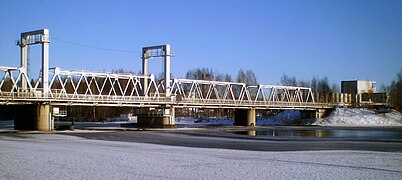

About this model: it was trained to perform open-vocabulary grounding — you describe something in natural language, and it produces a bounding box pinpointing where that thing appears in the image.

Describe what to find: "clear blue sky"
[0,0,401,88]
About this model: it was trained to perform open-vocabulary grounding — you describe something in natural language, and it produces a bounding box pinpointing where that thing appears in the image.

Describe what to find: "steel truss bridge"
[0,67,324,110]
[1,29,348,130]
[0,29,334,110]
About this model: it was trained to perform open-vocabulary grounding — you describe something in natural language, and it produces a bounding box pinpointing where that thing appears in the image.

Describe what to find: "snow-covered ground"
[316,108,402,126]
[0,133,401,179]
[258,110,301,125]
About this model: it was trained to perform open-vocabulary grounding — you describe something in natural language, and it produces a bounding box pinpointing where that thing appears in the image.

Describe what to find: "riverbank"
[315,108,402,126]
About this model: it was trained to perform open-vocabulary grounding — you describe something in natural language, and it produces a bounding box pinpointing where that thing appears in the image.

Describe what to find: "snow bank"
[258,110,301,125]
[0,134,401,179]
[316,108,402,126]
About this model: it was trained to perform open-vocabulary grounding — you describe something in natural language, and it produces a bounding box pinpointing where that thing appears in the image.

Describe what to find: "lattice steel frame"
[47,67,161,101]
[0,66,320,108]
[170,78,247,105]
[0,66,32,95]
[250,84,315,103]
[0,66,174,106]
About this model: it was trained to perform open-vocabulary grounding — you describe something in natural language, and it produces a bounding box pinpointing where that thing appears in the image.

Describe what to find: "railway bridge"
[1,29,351,130]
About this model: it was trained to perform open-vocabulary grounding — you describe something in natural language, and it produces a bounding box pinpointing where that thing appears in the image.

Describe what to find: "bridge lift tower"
[142,45,172,97]
[17,29,50,95]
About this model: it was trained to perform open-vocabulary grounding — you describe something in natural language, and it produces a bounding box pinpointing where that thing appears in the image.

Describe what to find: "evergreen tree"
[389,68,402,112]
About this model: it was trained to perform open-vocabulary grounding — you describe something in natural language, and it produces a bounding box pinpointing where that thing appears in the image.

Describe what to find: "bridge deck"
[0,91,337,109]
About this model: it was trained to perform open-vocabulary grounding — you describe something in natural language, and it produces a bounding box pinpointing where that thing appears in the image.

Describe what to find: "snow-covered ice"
[0,133,401,179]
[316,108,402,126]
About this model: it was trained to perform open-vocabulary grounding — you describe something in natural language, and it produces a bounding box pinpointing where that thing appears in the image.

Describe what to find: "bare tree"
[245,70,257,86]
[297,80,310,87]
[331,83,339,93]
[311,77,317,93]
[236,69,257,86]
[185,68,214,81]
[389,67,402,112]
[223,73,232,82]
[236,69,246,83]
[280,74,297,86]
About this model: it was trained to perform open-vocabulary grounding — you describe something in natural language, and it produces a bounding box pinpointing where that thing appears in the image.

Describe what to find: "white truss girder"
[0,66,33,95]
[47,67,161,100]
[252,84,315,104]
[0,66,172,105]
[0,66,321,108]
[169,79,315,106]
[170,78,247,105]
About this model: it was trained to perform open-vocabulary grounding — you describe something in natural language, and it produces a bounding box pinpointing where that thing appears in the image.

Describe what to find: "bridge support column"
[36,104,52,131]
[316,109,326,119]
[14,104,53,131]
[137,107,175,127]
[234,108,256,126]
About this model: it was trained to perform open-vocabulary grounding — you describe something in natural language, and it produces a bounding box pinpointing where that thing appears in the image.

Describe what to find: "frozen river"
[0,131,401,179]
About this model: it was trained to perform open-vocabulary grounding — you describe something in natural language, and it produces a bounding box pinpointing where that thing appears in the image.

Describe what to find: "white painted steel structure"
[0,65,322,109]
[169,79,318,109]
[142,45,172,97]
[0,29,331,109]
[16,29,50,96]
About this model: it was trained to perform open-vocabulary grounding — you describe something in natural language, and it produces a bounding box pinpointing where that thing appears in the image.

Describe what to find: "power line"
[52,37,140,54]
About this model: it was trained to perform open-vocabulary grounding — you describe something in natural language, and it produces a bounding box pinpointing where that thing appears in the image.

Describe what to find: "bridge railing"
[0,91,174,105]
[176,97,326,108]
[0,88,338,108]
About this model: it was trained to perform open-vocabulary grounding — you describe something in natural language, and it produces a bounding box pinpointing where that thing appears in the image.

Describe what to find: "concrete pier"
[234,108,256,126]
[12,104,53,131]
[316,109,326,119]
[36,104,52,131]
[136,107,175,127]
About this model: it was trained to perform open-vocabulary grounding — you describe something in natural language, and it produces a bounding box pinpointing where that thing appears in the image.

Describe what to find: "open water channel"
[233,126,402,141]
[1,119,402,151]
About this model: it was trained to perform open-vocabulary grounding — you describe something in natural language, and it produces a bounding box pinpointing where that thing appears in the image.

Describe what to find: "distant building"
[341,80,386,105]
[341,80,376,94]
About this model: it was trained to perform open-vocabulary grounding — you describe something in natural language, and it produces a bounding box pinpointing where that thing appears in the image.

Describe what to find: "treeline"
[280,74,338,94]
[279,74,339,103]
[184,68,338,93]
[65,106,132,121]
[388,68,402,112]
[185,68,257,85]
